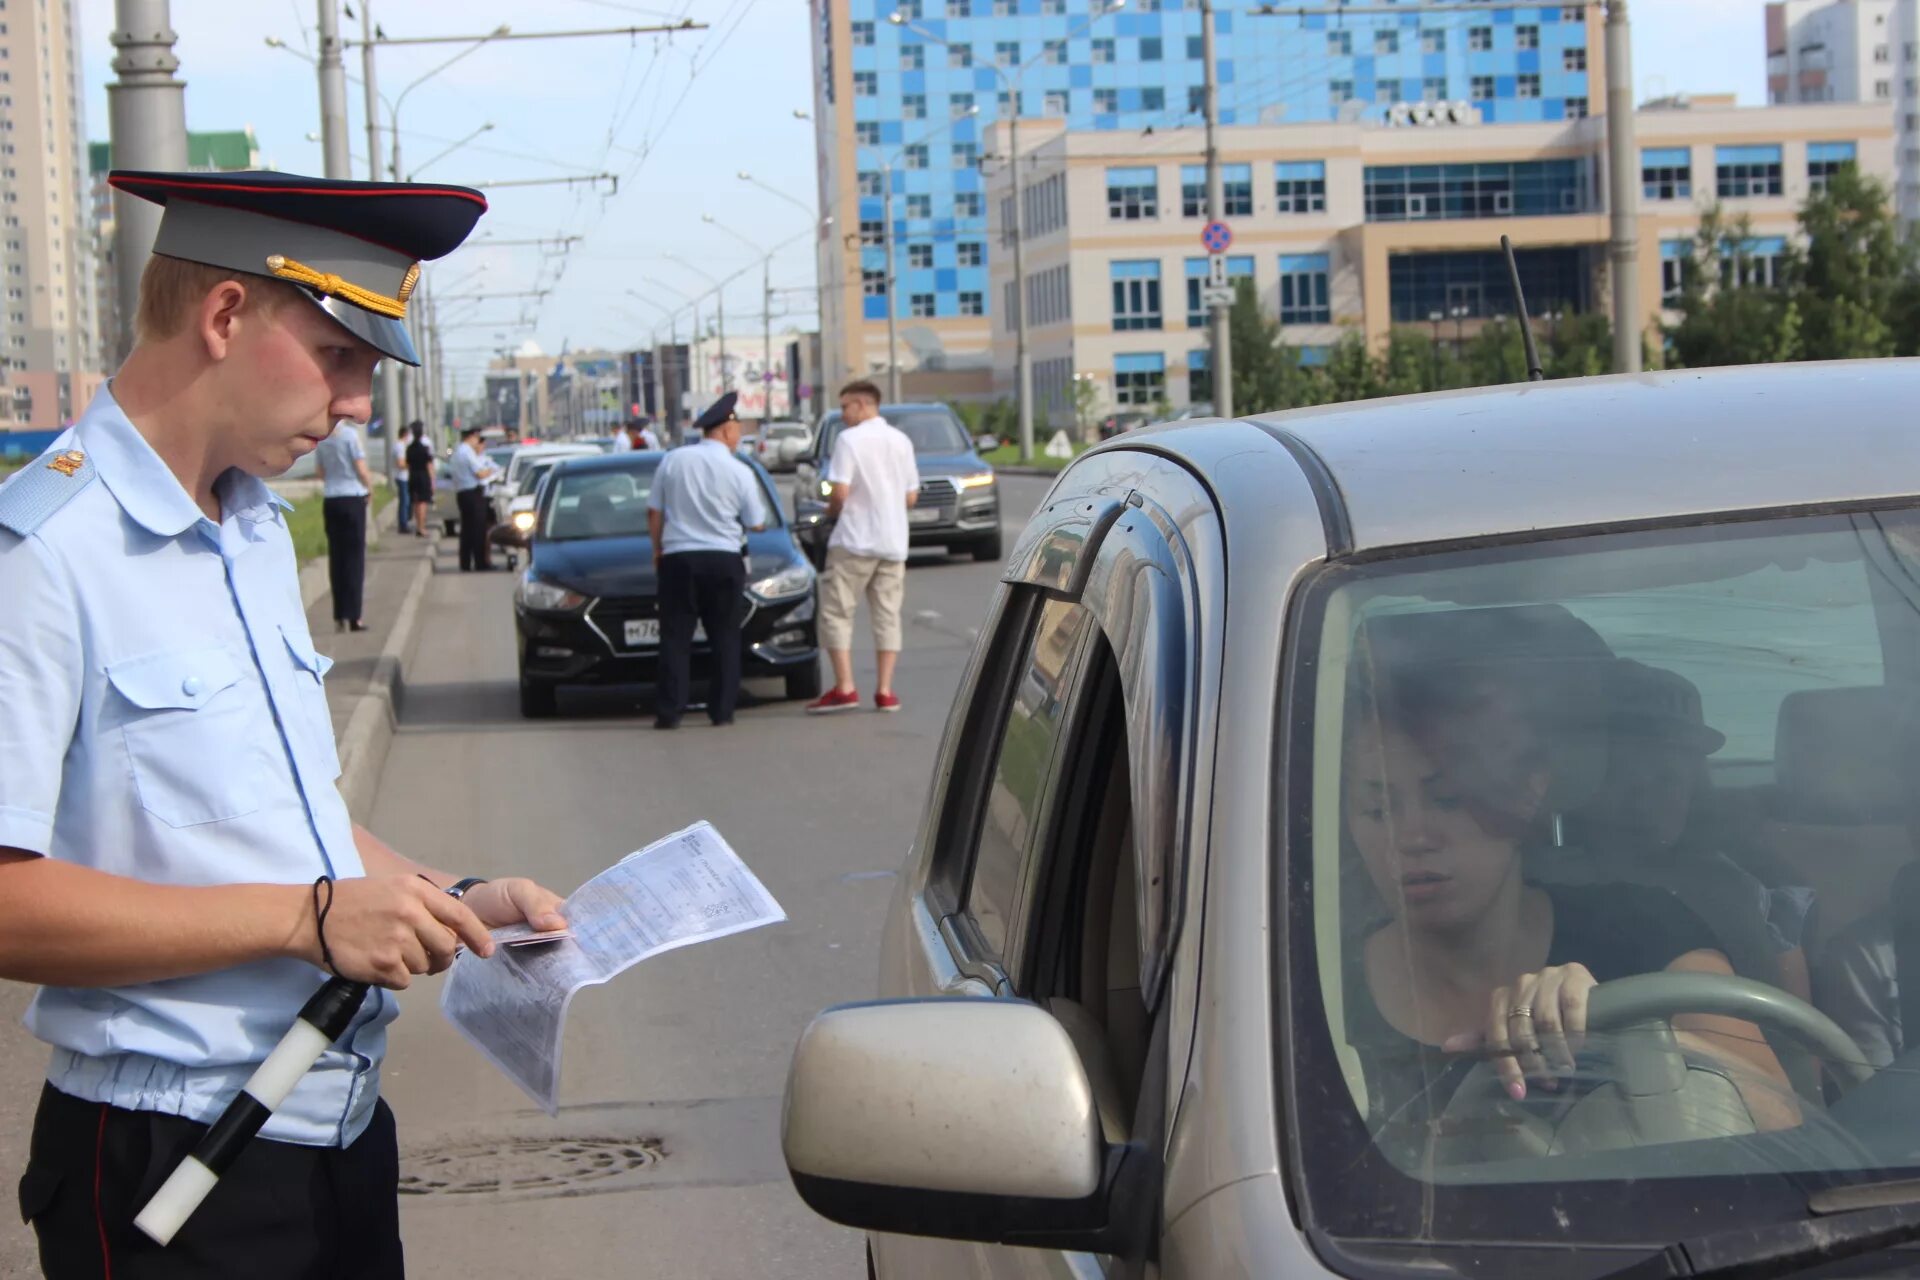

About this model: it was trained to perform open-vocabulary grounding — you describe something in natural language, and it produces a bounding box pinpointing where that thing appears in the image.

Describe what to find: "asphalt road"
[0,471,1056,1278]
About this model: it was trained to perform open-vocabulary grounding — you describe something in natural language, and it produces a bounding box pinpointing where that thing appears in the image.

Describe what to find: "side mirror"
[782,998,1154,1255]
[976,434,1000,453]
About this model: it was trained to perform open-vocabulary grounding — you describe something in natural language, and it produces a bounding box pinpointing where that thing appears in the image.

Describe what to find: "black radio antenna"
[1500,234,1545,382]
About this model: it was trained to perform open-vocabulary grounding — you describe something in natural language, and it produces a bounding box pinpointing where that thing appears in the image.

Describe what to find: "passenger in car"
[1342,664,1800,1134]
[1567,661,1815,1002]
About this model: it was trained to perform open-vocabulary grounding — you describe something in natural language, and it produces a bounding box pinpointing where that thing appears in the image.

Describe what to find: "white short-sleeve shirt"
[826,418,919,562]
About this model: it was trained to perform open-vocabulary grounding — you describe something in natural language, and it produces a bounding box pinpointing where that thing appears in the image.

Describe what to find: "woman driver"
[1341,666,1799,1133]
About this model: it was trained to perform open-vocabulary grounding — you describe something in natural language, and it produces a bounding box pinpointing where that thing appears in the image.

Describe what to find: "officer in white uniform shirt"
[0,169,566,1278]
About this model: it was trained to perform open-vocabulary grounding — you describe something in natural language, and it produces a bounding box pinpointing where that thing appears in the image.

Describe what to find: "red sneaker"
[806,687,861,715]
[875,692,902,713]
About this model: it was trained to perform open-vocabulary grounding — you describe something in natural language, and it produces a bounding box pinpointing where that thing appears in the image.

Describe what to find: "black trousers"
[19,1083,404,1280]
[321,495,368,623]
[657,550,746,724]
[455,486,492,571]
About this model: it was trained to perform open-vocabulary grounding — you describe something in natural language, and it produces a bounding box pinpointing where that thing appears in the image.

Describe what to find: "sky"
[76,0,1767,390]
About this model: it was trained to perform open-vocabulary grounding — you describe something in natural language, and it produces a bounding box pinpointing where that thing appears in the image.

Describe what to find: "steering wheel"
[1433,972,1872,1164]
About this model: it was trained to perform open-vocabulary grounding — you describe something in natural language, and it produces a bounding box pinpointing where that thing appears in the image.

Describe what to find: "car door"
[876,452,1222,1279]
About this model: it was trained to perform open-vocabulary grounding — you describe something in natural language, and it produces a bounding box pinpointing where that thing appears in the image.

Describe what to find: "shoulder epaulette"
[0,447,98,535]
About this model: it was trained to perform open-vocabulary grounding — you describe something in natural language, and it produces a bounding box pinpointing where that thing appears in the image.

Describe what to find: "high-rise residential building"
[0,0,102,430]
[809,0,1604,395]
[1893,0,1920,221]
[1767,0,1897,104]
[88,129,265,378]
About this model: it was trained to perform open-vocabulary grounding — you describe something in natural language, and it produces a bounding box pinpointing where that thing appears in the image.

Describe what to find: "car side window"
[962,597,1094,959]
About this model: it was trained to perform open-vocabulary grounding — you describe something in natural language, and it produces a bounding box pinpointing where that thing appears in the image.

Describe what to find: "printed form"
[440,821,786,1113]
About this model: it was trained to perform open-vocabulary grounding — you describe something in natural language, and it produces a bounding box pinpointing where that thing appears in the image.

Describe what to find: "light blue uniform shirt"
[0,387,393,1147]
[314,422,369,498]
[448,440,494,492]
[646,439,769,556]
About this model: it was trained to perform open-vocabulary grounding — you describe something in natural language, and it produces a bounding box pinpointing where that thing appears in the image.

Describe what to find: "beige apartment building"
[0,0,102,430]
[985,99,1894,423]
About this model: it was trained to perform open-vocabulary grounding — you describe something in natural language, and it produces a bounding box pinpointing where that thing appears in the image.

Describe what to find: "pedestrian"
[807,379,919,715]
[634,417,662,451]
[450,423,498,571]
[313,415,373,632]
[646,391,769,730]
[608,421,635,452]
[391,425,411,533]
[405,421,435,539]
[0,168,566,1279]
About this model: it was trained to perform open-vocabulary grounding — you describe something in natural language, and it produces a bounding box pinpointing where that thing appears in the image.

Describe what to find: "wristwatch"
[446,877,490,899]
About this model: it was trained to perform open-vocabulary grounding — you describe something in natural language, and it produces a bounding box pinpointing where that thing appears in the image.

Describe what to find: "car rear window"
[543,464,658,541]
[818,409,968,455]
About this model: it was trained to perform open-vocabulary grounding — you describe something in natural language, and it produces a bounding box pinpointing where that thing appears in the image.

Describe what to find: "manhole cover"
[400,1136,667,1198]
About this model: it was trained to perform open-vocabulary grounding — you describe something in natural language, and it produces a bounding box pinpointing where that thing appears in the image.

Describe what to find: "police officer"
[0,170,567,1278]
[646,392,769,729]
[449,423,499,570]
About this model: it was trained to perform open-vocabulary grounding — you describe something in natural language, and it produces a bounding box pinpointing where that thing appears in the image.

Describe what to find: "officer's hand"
[306,875,497,989]
[462,878,568,934]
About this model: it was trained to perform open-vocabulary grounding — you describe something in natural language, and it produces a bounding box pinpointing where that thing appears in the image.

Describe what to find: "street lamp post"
[667,256,727,408]
[891,1,1123,461]
[703,216,814,419]
[642,278,702,432]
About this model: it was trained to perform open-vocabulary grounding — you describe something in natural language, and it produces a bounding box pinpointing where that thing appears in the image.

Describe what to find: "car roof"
[1114,361,1920,556]
[549,451,668,474]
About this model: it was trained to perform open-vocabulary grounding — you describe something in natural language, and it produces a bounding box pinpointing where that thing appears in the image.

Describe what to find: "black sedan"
[512,452,823,718]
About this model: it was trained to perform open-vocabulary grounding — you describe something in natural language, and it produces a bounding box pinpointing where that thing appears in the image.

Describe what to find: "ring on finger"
[1508,1005,1533,1020]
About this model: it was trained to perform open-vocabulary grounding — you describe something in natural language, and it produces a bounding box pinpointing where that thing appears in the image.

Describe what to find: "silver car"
[783,362,1920,1277]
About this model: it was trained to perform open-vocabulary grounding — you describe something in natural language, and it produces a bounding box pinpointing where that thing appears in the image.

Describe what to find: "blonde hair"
[134,254,302,343]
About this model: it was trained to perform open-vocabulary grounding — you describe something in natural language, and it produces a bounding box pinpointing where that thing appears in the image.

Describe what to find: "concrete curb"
[336,550,434,822]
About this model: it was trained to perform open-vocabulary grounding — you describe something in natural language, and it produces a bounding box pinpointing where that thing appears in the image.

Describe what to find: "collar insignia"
[46,449,85,477]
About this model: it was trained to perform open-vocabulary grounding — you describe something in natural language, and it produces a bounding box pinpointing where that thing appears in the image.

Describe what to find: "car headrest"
[1354,604,1616,817]
[1774,686,1920,825]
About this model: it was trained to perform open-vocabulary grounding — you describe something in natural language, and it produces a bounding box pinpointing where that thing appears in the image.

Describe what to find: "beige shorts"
[818,547,907,651]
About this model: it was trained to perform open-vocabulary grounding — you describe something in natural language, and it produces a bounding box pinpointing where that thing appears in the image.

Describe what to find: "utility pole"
[882,162,901,402]
[1009,109,1034,460]
[763,259,775,418]
[107,0,189,363]
[1605,0,1640,373]
[1200,0,1233,418]
[315,1,351,178]
[360,3,406,479]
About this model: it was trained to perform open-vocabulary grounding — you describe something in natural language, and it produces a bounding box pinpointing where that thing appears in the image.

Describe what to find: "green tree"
[1321,331,1380,403]
[1795,164,1913,361]
[1226,276,1292,413]
[1665,206,1805,369]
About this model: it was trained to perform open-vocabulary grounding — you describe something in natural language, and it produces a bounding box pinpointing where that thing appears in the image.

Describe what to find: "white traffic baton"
[133,978,370,1245]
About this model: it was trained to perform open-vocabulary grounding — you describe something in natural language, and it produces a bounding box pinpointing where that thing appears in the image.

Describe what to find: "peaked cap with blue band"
[107,170,488,366]
[694,392,741,433]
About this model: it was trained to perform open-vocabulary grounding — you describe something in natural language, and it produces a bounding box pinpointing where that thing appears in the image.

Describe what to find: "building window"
[906,193,932,217]
[1045,38,1067,64]
[904,143,929,169]
[956,192,983,217]
[1095,87,1118,114]
[952,91,974,116]
[953,142,978,168]
[910,293,935,317]
[950,44,973,69]
[1565,97,1589,118]
[903,94,926,119]
[1328,30,1351,55]
[1469,25,1492,51]
[1331,78,1355,105]
[1140,36,1162,60]
[1142,86,1165,110]
[1113,353,1166,405]
[1471,75,1494,101]
[1809,140,1857,191]
[1376,28,1398,54]
[1107,166,1159,219]
[856,121,880,145]
[1389,245,1586,321]
[908,243,934,269]
[1364,159,1588,221]
[1423,77,1447,101]
[1877,43,1892,62]
[959,291,984,315]
[1181,163,1252,217]
[958,240,983,267]
[1278,253,1331,325]
[1422,28,1446,53]
[1516,24,1539,49]
[1724,236,1786,289]
[1562,5,1584,19]
[995,0,1015,13]
[1641,147,1691,200]
[1879,79,1894,98]
[901,44,924,69]
[1660,239,1689,303]
[858,170,882,196]
[1376,79,1401,103]
[863,269,887,297]
[995,40,1019,65]
[1044,90,1068,115]
[853,71,877,96]
[1717,144,1784,197]
[1275,160,1327,212]
[859,218,883,246]
[1517,74,1540,98]
[1184,255,1252,326]
[1092,37,1115,63]
[1111,259,1163,330]
[851,20,874,45]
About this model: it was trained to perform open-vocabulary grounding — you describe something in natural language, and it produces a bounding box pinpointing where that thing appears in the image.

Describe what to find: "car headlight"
[515,573,588,613]
[954,472,996,490]
[511,510,536,532]
[748,562,816,601]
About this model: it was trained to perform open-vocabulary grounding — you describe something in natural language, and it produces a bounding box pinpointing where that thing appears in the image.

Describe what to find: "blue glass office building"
[810,0,1597,383]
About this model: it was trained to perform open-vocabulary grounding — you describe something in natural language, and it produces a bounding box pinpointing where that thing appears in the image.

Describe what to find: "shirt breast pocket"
[105,646,273,828]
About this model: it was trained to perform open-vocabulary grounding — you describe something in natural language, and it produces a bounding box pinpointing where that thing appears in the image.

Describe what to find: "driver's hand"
[1444,962,1596,1101]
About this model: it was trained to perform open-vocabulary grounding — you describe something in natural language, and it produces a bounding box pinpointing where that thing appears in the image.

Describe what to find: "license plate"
[622,619,705,646]
[909,506,942,525]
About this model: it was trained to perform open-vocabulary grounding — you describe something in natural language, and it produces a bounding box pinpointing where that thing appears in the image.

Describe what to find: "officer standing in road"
[646,391,769,730]
[0,169,567,1278]
[450,423,498,571]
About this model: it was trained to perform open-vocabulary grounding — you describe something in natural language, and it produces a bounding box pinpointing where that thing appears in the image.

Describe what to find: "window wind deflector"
[1600,1201,1920,1280]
